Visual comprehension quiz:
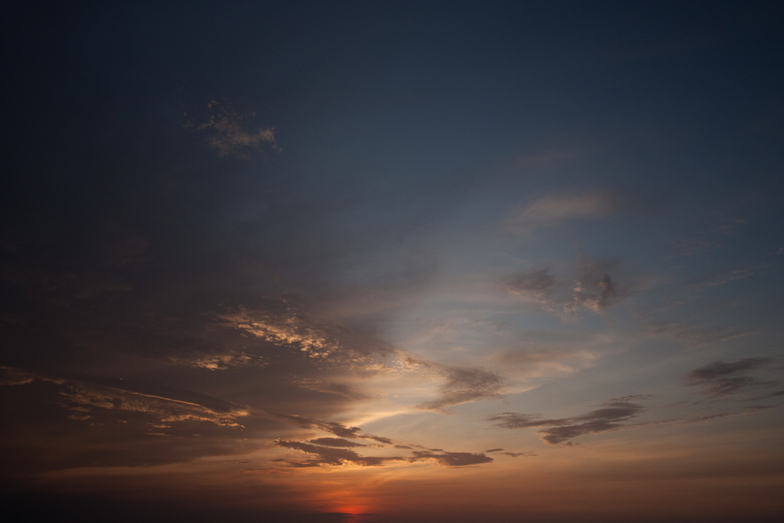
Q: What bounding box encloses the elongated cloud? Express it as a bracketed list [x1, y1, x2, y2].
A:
[685, 358, 775, 396]
[488, 396, 646, 445]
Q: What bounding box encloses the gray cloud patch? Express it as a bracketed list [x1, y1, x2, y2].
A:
[488, 396, 646, 446]
[415, 362, 504, 411]
[685, 358, 775, 396]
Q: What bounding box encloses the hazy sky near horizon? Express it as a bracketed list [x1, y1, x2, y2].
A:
[2, 1, 784, 522]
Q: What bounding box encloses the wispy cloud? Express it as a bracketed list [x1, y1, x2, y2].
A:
[506, 192, 626, 234]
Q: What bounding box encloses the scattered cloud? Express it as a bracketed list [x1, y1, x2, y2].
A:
[685, 358, 776, 396]
[186, 100, 278, 158]
[506, 254, 625, 320]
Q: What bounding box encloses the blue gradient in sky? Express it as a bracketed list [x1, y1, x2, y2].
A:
[2, 2, 784, 522]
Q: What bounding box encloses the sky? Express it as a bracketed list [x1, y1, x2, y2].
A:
[2, 1, 784, 521]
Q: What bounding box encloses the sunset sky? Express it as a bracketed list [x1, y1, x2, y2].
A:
[2, 1, 784, 522]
